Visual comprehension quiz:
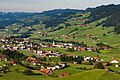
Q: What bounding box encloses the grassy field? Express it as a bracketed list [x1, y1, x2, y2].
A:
[0, 71, 50, 80]
[54, 64, 93, 76]
[54, 69, 120, 80]
[54, 69, 106, 80]
[99, 71, 120, 80]
[19, 50, 35, 57]
[1, 69, 120, 80]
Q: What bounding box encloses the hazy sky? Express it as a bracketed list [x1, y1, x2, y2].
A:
[0, 0, 120, 12]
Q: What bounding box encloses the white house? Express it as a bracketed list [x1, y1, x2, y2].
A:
[110, 59, 119, 64]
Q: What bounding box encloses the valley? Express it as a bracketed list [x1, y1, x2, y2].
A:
[0, 4, 120, 80]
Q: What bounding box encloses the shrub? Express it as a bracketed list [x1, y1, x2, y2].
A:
[15, 68, 21, 73]
[23, 69, 34, 75]
[83, 67, 87, 70]
[0, 75, 2, 77]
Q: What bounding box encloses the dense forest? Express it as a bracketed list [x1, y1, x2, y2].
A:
[86, 4, 120, 34]
[103, 12, 120, 34]
[86, 4, 120, 22]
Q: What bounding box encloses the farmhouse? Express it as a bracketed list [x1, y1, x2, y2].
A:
[46, 63, 67, 70]
[52, 41, 64, 48]
[73, 46, 86, 51]
[0, 54, 7, 61]
[60, 72, 70, 77]
[40, 68, 54, 75]
[10, 60, 19, 66]
[63, 43, 72, 48]
[110, 59, 119, 64]
[26, 57, 40, 65]
[110, 58, 119, 67]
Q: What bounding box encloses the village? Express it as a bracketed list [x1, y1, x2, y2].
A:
[0, 37, 119, 77]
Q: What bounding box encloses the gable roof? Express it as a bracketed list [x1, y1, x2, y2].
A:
[60, 72, 69, 77]
[40, 68, 52, 74]
[26, 57, 36, 61]
[111, 59, 119, 63]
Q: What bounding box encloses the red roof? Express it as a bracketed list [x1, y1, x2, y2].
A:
[60, 72, 69, 77]
[40, 68, 51, 74]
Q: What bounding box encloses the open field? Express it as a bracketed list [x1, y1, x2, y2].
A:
[0, 71, 50, 80]
[1, 69, 120, 80]
[54, 69, 120, 80]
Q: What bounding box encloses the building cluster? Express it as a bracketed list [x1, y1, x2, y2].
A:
[0, 38, 40, 51]
[33, 50, 63, 57]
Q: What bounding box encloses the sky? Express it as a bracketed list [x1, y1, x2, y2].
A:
[0, 0, 120, 12]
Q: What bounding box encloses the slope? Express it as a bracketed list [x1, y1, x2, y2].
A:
[54, 70, 105, 80]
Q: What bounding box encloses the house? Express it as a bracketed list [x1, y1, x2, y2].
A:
[60, 72, 70, 77]
[52, 41, 64, 48]
[63, 43, 72, 48]
[73, 46, 80, 51]
[83, 56, 91, 61]
[26, 57, 36, 61]
[55, 65, 61, 69]
[87, 47, 92, 51]
[110, 58, 119, 67]
[46, 54, 57, 57]
[0, 54, 7, 61]
[13, 46, 18, 50]
[26, 57, 40, 65]
[110, 59, 119, 64]
[92, 46, 100, 51]
[10, 60, 19, 66]
[73, 46, 86, 52]
[46, 63, 67, 71]
[62, 34, 68, 37]
[59, 63, 67, 68]
[80, 47, 86, 51]
[94, 55, 101, 62]
[40, 68, 54, 75]
[102, 62, 110, 66]
[47, 66, 55, 70]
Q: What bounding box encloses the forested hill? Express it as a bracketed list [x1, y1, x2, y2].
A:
[0, 12, 34, 28]
[104, 12, 120, 34]
[0, 4, 120, 34]
[41, 9, 83, 16]
[0, 9, 82, 28]
[0, 12, 33, 20]
[85, 4, 120, 34]
[86, 4, 120, 22]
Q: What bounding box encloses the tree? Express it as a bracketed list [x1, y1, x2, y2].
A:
[77, 57, 82, 64]
[48, 58, 52, 62]
[42, 57, 46, 61]
[114, 25, 120, 34]
[103, 33, 106, 36]
[94, 62, 104, 69]
[23, 69, 34, 75]
[67, 48, 75, 52]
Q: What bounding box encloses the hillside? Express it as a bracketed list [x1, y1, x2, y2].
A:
[86, 4, 120, 34]
[0, 9, 82, 28]
[0, 4, 120, 34]
[54, 70, 120, 80]
[29, 13, 120, 47]
[1, 4, 119, 47]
